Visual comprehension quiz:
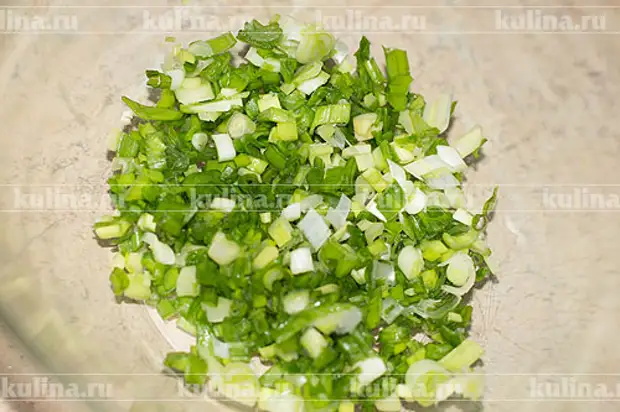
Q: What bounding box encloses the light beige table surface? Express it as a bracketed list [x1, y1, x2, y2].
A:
[0, 1, 619, 411]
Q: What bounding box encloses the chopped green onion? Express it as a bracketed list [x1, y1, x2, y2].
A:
[437, 145, 467, 172]
[423, 93, 453, 134]
[124, 273, 151, 300]
[97, 18, 497, 412]
[253, 245, 279, 270]
[182, 96, 244, 113]
[353, 113, 381, 141]
[384, 48, 412, 111]
[208, 232, 241, 265]
[188, 32, 237, 57]
[296, 25, 336, 64]
[202, 297, 232, 323]
[258, 93, 281, 112]
[353, 357, 387, 387]
[212, 133, 236, 161]
[121, 96, 183, 121]
[439, 339, 484, 372]
[298, 209, 332, 250]
[397, 245, 423, 280]
[269, 217, 294, 247]
[227, 112, 256, 138]
[174, 81, 214, 105]
[290, 247, 314, 275]
[176, 266, 199, 297]
[297, 71, 330, 95]
[269, 121, 298, 141]
[94, 219, 131, 240]
[452, 125, 487, 158]
[283, 290, 310, 314]
[281, 203, 302, 221]
[325, 194, 352, 229]
[311, 103, 351, 130]
[191, 132, 209, 151]
[362, 168, 389, 193]
[142, 232, 175, 265]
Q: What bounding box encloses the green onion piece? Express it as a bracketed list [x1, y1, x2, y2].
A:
[164, 352, 189, 372]
[188, 32, 237, 57]
[283, 290, 310, 314]
[184, 354, 208, 385]
[208, 232, 241, 265]
[142, 232, 176, 265]
[269, 122, 298, 141]
[237, 19, 283, 49]
[264, 144, 287, 169]
[292, 61, 323, 85]
[258, 387, 304, 412]
[268, 217, 294, 247]
[421, 240, 449, 261]
[404, 359, 451, 407]
[121, 96, 183, 121]
[175, 81, 215, 105]
[253, 245, 279, 269]
[258, 93, 282, 112]
[94, 219, 131, 240]
[353, 113, 381, 141]
[182, 99, 242, 114]
[258, 107, 295, 123]
[397, 245, 423, 280]
[311, 103, 351, 130]
[438, 339, 484, 372]
[297, 71, 330, 95]
[452, 125, 487, 158]
[202, 297, 233, 323]
[212, 133, 236, 161]
[176, 266, 199, 297]
[109, 268, 129, 297]
[289, 247, 314, 275]
[124, 273, 151, 301]
[296, 26, 336, 64]
[300, 327, 328, 359]
[384, 48, 413, 111]
[423, 93, 453, 134]
[227, 112, 256, 138]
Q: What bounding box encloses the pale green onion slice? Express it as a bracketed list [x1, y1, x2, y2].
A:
[453, 208, 473, 226]
[202, 297, 233, 323]
[142, 232, 175, 265]
[403, 155, 449, 179]
[300, 327, 328, 358]
[423, 93, 452, 134]
[452, 125, 486, 158]
[208, 232, 241, 266]
[268, 217, 294, 247]
[298, 209, 331, 250]
[212, 133, 236, 162]
[281, 203, 302, 221]
[439, 339, 484, 372]
[325, 194, 352, 229]
[353, 113, 381, 141]
[289, 247, 314, 275]
[397, 245, 424, 280]
[227, 112, 256, 138]
[284, 290, 310, 314]
[353, 357, 387, 387]
[191, 132, 209, 151]
[437, 145, 467, 172]
[176, 266, 199, 297]
[253, 245, 279, 270]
